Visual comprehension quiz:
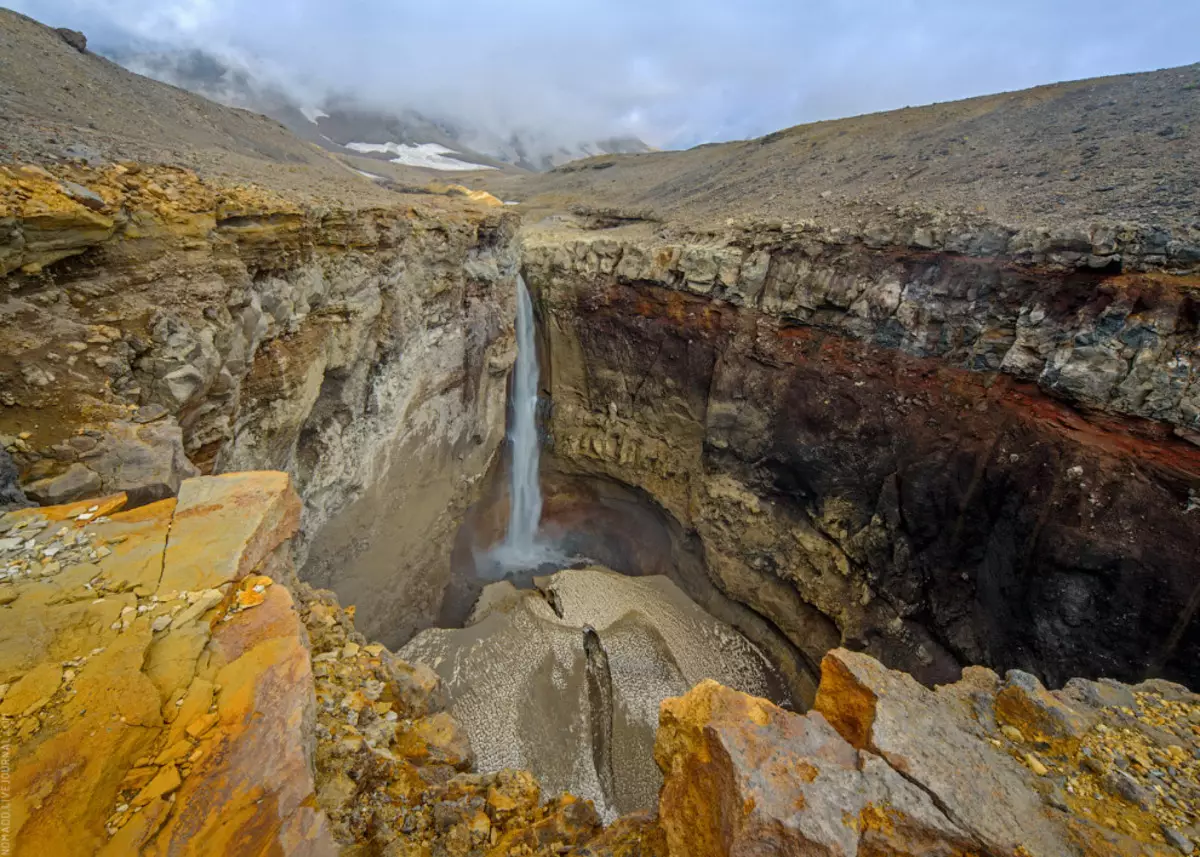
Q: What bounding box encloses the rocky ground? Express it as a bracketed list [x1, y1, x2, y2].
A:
[2, 7, 1200, 857]
[5, 477, 1196, 855]
[481, 62, 1200, 239]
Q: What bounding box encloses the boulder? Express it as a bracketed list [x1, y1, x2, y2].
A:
[654, 679, 974, 856]
[79, 419, 199, 503]
[55, 27, 87, 51]
[814, 649, 1072, 857]
[0, 447, 31, 510]
[24, 461, 102, 505]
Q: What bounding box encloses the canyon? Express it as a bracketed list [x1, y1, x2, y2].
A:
[1, 8, 1199, 856]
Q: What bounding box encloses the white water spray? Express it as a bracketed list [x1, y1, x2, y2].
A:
[486, 275, 568, 573]
[505, 275, 543, 553]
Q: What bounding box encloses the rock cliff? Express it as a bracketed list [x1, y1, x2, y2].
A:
[1, 161, 519, 645]
[524, 214, 1200, 694]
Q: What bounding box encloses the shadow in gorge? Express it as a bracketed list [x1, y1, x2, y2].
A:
[443, 450, 820, 708]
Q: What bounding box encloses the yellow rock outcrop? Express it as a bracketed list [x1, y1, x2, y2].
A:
[0, 471, 335, 856]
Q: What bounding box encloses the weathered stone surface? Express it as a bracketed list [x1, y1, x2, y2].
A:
[813, 648, 1197, 857]
[78, 419, 199, 501]
[815, 649, 1070, 856]
[1, 471, 336, 857]
[161, 471, 301, 591]
[0, 447, 30, 510]
[655, 679, 974, 856]
[24, 461, 102, 504]
[148, 582, 336, 856]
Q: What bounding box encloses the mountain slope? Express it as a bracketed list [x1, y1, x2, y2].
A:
[490, 62, 1200, 237]
[112, 46, 652, 173]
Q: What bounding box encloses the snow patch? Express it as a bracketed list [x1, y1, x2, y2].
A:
[346, 141, 495, 171]
[300, 106, 329, 124]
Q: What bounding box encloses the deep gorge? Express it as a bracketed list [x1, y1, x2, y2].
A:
[5, 16, 1200, 854]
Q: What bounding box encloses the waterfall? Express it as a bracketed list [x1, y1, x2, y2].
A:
[504, 275, 544, 554]
[484, 275, 568, 575]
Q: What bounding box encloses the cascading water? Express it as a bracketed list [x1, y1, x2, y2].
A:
[484, 275, 569, 574]
[505, 274, 544, 555]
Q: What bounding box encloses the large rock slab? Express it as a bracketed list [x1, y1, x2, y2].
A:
[654, 679, 974, 856]
[160, 471, 301, 592]
[814, 648, 1194, 857]
[0, 471, 336, 856]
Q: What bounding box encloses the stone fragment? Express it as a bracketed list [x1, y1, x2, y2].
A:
[132, 764, 181, 806]
[78, 420, 198, 502]
[1103, 769, 1156, 811]
[24, 463, 102, 505]
[185, 711, 219, 739]
[0, 448, 31, 511]
[995, 669, 1093, 750]
[154, 739, 193, 765]
[395, 712, 474, 770]
[60, 181, 105, 211]
[169, 588, 223, 629]
[1163, 827, 1194, 854]
[56, 27, 87, 51]
[1001, 724, 1025, 743]
[0, 661, 62, 716]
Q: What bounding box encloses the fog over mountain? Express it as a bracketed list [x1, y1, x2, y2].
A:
[8, 0, 1200, 154]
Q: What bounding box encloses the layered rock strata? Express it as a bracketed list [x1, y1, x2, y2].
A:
[524, 218, 1200, 691]
[1, 162, 519, 643]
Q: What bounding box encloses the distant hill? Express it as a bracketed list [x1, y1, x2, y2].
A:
[112, 47, 653, 173]
[484, 61, 1200, 235]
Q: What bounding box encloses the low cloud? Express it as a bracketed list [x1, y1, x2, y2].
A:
[10, 0, 1200, 149]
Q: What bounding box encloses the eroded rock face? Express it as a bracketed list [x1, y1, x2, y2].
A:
[0, 162, 519, 644]
[524, 222, 1200, 689]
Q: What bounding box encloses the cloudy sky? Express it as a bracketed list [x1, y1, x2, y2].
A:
[9, 0, 1200, 149]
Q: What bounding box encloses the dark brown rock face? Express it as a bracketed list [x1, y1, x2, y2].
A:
[525, 222, 1200, 691]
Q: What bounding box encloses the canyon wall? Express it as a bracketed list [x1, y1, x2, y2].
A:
[524, 214, 1200, 692]
[1, 163, 518, 644]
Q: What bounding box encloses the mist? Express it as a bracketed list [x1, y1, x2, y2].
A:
[8, 0, 1200, 149]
